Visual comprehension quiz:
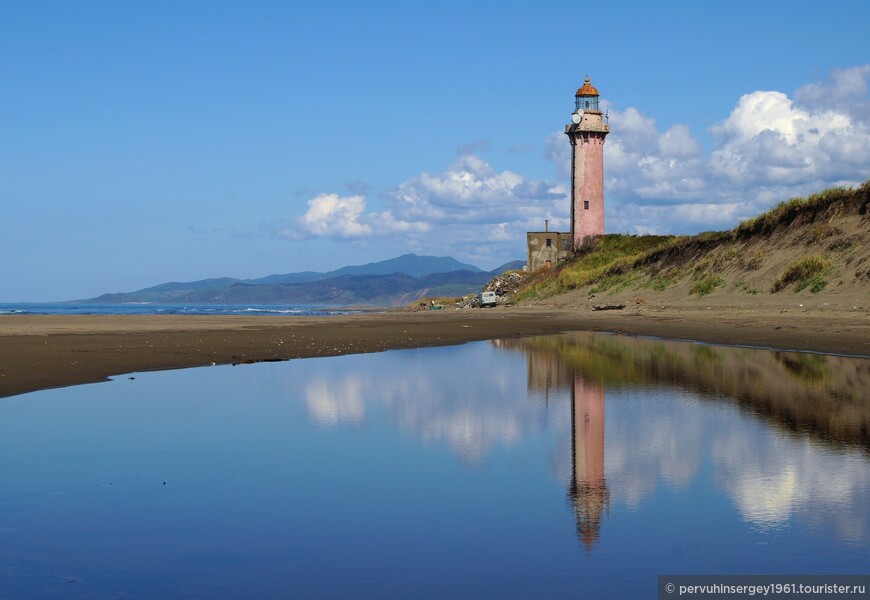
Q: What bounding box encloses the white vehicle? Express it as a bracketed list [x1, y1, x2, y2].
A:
[478, 291, 498, 307]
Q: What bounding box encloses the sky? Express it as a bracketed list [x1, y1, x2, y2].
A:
[2, 0, 870, 301]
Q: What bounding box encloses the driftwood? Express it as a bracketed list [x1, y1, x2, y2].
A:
[592, 304, 626, 311]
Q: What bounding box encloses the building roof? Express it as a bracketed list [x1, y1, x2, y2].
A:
[575, 76, 599, 97]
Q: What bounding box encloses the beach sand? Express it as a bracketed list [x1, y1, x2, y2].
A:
[1, 302, 868, 399]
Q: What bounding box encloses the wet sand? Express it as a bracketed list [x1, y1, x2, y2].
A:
[1, 305, 868, 399]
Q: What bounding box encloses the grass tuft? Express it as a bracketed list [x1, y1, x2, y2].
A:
[689, 275, 725, 297]
[770, 256, 832, 293]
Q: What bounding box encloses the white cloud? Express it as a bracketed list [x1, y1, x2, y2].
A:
[597, 65, 870, 233]
[709, 90, 856, 184]
[278, 66, 870, 257]
[795, 65, 870, 122]
[393, 154, 545, 222]
[291, 193, 428, 240]
[281, 152, 568, 264]
[299, 193, 372, 237]
[658, 124, 701, 158]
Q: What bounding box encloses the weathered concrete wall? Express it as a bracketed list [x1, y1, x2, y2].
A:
[527, 232, 572, 272]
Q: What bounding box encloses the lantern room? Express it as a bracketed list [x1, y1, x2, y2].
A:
[574, 76, 600, 112]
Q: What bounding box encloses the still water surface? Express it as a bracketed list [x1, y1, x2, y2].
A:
[1, 333, 868, 598]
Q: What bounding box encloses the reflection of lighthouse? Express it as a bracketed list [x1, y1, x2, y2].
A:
[568, 374, 609, 551]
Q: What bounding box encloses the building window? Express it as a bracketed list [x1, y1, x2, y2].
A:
[545, 238, 552, 247]
[584, 200, 590, 210]
[562, 239, 569, 250]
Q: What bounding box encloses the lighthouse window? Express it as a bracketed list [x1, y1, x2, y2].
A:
[584, 201, 590, 210]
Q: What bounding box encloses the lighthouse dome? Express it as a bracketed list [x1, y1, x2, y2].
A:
[575, 76, 599, 97]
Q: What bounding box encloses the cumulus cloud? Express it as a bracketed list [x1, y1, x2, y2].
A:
[277, 66, 870, 256]
[280, 151, 569, 264]
[387, 153, 569, 262]
[393, 154, 564, 224]
[795, 65, 870, 122]
[594, 64, 870, 234]
[299, 194, 372, 237]
[287, 193, 428, 240]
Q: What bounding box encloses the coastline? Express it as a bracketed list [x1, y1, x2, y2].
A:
[1, 305, 868, 400]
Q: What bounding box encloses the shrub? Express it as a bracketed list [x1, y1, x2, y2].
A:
[689, 275, 725, 297]
[770, 256, 832, 293]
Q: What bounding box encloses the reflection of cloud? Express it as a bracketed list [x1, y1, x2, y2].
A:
[604, 391, 706, 509]
[421, 408, 521, 463]
[305, 376, 366, 426]
[712, 428, 870, 542]
[299, 335, 870, 545]
[600, 389, 870, 543]
[729, 468, 798, 527]
[600, 388, 870, 543]
[295, 348, 543, 463]
[509, 332, 870, 543]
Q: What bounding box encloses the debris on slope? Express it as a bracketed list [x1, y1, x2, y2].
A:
[483, 271, 530, 297]
[449, 271, 532, 308]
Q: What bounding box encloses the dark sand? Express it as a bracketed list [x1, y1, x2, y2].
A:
[1, 305, 868, 399]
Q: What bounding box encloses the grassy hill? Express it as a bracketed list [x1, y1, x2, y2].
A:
[512, 180, 869, 306]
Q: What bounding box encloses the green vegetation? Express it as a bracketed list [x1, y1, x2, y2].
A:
[770, 256, 832, 293]
[589, 272, 639, 295]
[735, 186, 850, 237]
[506, 180, 868, 303]
[689, 275, 725, 297]
[646, 272, 681, 291]
[513, 234, 675, 301]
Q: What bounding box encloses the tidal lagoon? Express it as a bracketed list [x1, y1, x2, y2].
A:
[1, 333, 868, 598]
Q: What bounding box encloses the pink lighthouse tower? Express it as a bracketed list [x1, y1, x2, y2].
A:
[566, 76, 609, 247]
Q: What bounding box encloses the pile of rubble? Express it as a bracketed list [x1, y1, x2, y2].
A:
[483, 271, 529, 296]
[454, 270, 530, 308]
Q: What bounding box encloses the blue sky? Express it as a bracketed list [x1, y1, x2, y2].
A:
[2, 1, 869, 301]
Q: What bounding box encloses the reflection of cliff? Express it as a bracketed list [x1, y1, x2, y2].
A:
[568, 376, 608, 551]
[498, 334, 870, 451]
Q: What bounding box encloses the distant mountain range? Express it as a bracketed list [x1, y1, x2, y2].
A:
[84, 254, 524, 307]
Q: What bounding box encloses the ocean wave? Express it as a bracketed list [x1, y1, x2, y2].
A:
[0, 303, 357, 317]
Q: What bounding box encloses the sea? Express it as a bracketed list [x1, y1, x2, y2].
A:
[0, 302, 359, 317]
[1, 331, 869, 598]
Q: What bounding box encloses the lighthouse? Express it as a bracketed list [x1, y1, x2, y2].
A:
[566, 76, 609, 247]
[525, 76, 608, 271]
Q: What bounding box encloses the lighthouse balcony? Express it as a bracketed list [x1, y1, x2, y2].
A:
[565, 121, 609, 134]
